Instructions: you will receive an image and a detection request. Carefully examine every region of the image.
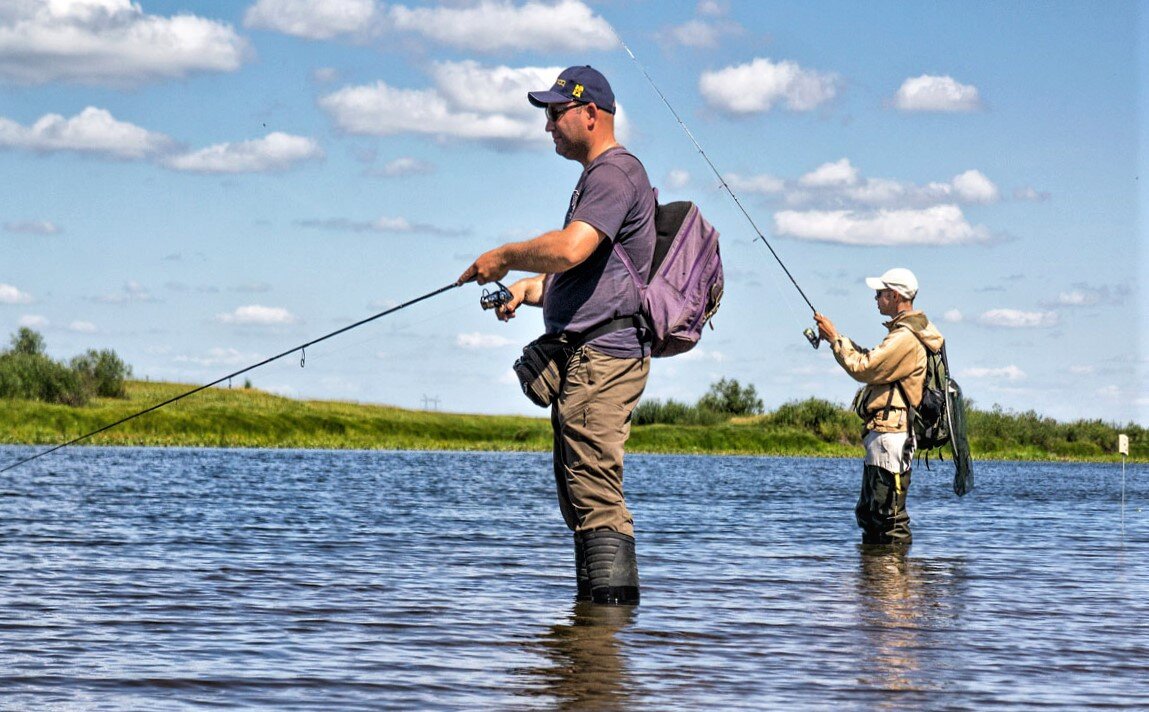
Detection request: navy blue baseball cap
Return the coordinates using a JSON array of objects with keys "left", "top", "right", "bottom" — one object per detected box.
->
[{"left": 528, "top": 65, "right": 616, "bottom": 114}]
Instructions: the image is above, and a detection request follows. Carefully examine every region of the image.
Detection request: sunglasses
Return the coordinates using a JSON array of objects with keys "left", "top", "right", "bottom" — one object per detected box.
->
[{"left": 546, "top": 101, "right": 586, "bottom": 123}]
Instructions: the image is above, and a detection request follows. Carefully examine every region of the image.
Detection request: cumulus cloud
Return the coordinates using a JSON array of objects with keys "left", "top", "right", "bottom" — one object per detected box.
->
[
  {"left": 699, "top": 57, "right": 839, "bottom": 114},
  {"left": 456, "top": 332, "right": 514, "bottom": 349},
  {"left": 0, "top": 106, "right": 172, "bottom": 159},
  {"left": 1013, "top": 186, "right": 1050, "bottom": 202},
  {"left": 1048, "top": 284, "right": 1129, "bottom": 308},
  {"left": 389, "top": 0, "right": 614, "bottom": 53},
  {"left": 0, "top": 283, "right": 33, "bottom": 304},
  {"left": 952, "top": 169, "right": 1000, "bottom": 203},
  {"left": 4, "top": 219, "right": 60, "bottom": 235},
  {"left": 799, "top": 158, "right": 858, "bottom": 187},
  {"left": 893, "top": 74, "right": 982, "bottom": 112},
  {"left": 93, "top": 280, "right": 155, "bottom": 304},
  {"left": 319, "top": 60, "right": 565, "bottom": 147},
  {"left": 976, "top": 309, "right": 1059, "bottom": 328},
  {"left": 18, "top": 314, "right": 48, "bottom": 328},
  {"left": 773, "top": 205, "right": 994, "bottom": 246},
  {"left": 0, "top": 0, "right": 248, "bottom": 86},
  {"left": 163, "top": 132, "right": 323, "bottom": 174},
  {"left": 175, "top": 347, "right": 263, "bottom": 366},
  {"left": 216, "top": 305, "right": 299, "bottom": 326},
  {"left": 725, "top": 172, "right": 785, "bottom": 195},
  {"left": 296, "top": 216, "right": 466, "bottom": 236},
  {"left": 244, "top": 0, "right": 384, "bottom": 40},
  {"left": 780, "top": 160, "right": 1001, "bottom": 209},
  {"left": 380, "top": 156, "right": 435, "bottom": 177},
  {"left": 657, "top": 15, "right": 743, "bottom": 49},
  {"left": 942, "top": 309, "right": 963, "bottom": 323},
  {"left": 666, "top": 169, "right": 691, "bottom": 190},
  {"left": 960, "top": 365, "right": 1027, "bottom": 381},
  {"left": 69, "top": 320, "right": 97, "bottom": 333}
]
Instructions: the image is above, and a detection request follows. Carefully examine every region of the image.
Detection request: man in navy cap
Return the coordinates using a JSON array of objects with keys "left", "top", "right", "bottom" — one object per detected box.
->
[{"left": 458, "top": 66, "right": 655, "bottom": 605}]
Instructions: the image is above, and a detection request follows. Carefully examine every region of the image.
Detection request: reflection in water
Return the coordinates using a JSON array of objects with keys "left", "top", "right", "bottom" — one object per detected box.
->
[
  {"left": 525, "top": 602, "right": 636, "bottom": 711},
  {"left": 855, "top": 546, "right": 940, "bottom": 699}
]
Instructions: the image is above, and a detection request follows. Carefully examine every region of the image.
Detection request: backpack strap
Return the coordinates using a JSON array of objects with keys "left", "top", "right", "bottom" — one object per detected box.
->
[{"left": 562, "top": 314, "right": 649, "bottom": 347}]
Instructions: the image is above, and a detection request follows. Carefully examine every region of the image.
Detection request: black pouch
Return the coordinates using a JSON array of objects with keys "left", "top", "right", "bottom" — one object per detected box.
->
[{"left": 513, "top": 335, "right": 571, "bottom": 408}]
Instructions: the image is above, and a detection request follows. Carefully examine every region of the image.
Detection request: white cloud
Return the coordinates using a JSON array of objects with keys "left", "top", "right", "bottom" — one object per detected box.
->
[
  {"left": 94, "top": 280, "right": 154, "bottom": 304},
  {"left": 1050, "top": 284, "right": 1128, "bottom": 308},
  {"left": 951, "top": 169, "right": 999, "bottom": 203},
  {"left": 960, "top": 365, "right": 1027, "bottom": 381},
  {"left": 18, "top": 314, "right": 48, "bottom": 328},
  {"left": 942, "top": 309, "right": 963, "bottom": 323},
  {"left": 1068, "top": 365, "right": 1095, "bottom": 375},
  {"left": 666, "top": 169, "right": 691, "bottom": 190},
  {"left": 0, "top": 106, "right": 172, "bottom": 159},
  {"left": 296, "top": 216, "right": 466, "bottom": 236},
  {"left": 0, "top": 283, "right": 33, "bottom": 304},
  {"left": 799, "top": 158, "right": 858, "bottom": 187},
  {"left": 381, "top": 156, "right": 435, "bottom": 176},
  {"left": 699, "top": 57, "right": 839, "bottom": 114},
  {"left": 216, "top": 305, "right": 299, "bottom": 326},
  {"left": 893, "top": 74, "right": 982, "bottom": 112},
  {"left": 69, "top": 320, "right": 97, "bottom": 333},
  {"left": 164, "top": 132, "right": 323, "bottom": 174},
  {"left": 726, "top": 172, "right": 785, "bottom": 195},
  {"left": 773, "top": 205, "right": 994, "bottom": 246},
  {"left": 456, "top": 332, "right": 514, "bottom": 349},
  {"left": 678, "top": 348, "right": 725, "bottom": 362},
  {"left": 976, "top": 309, "right": 1059, "bottom": 328},
  {"left": 4, "top": 219, "right": 60, "bottom": 234},
  {"left": 176, "top": 347, "right": 262, "bottom": 366},
  {"left": 658, "top": 17, "right": 743, "bottom": 49},
  {"left": 1013, "top": 186, "right": 1050, "bottom": 202},
  {"left": 244, "top": 0, "right": 383, "bottom": 40},
  {"left": 389, "top": 0, "right": 614, "bottom": 53},
  {"left": 0, "top": 0, "right": 247, "bottom": 86},
  {"left": 319, "top": 61, "right": 561, "bottom": 147}
]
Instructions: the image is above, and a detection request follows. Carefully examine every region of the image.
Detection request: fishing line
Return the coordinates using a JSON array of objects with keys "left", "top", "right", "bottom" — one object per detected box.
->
[
  {"left": 1, "top": 282, "right": 462, "bottom": 474},
  {"left": 608, "top": 27, "right": 823, "bottom": 348}
]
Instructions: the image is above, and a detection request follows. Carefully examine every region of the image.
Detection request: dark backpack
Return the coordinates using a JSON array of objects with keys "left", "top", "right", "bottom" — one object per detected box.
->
[
  {"left": 613, "top": 200, "right": 723, "bottom": 357},
  {"left": 897, "top": 338, "right": 974, "bottom": 496}
]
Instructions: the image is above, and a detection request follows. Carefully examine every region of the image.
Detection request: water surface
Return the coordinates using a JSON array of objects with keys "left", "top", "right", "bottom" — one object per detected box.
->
[{"left": 1, "top": 447, "right": 1145, "bottom": 710}]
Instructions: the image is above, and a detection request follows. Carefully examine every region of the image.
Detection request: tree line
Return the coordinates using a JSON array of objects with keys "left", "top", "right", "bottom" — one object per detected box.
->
[{"left": 0, "top": 328, "right": 131, "bottom": 406}]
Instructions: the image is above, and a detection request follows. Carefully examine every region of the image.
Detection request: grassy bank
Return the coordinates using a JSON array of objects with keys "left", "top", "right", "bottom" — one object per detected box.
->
[{"left": 0, "top": 380, "right": 1144, "bottom": 461}]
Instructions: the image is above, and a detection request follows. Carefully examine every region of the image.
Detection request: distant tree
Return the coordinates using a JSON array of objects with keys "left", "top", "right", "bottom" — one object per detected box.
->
[
  {"left": 697, "top": 378, "right": 764, "bottom": 416},
  {"left": 10, "top": 327, "right": 46, "bottom": 356},
  {"left": 0, "top": 329, "right": 132, "bottom": 405},
  {"left": 71, "top": 349, "right": 131, "bottom": 398}
]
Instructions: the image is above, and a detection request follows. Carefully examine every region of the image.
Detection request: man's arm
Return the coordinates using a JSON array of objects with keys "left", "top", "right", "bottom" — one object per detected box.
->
[
  {"left": 457, "top": 220, "right": 605, "bottom": 285},
  {"left": 494, "top": 274, "right": 546, "bottom": 322},
  {"left": 831, "top": 328, "right": 919, "bottom": 385}
]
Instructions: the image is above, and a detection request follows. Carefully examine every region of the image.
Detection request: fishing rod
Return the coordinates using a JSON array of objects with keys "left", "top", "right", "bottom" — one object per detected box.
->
[
  {"left": 1, "top": 282, "right": 463, "bottom": 474},
  {"left": 609, "top": 27, "right": 823, "bottom": 350}
]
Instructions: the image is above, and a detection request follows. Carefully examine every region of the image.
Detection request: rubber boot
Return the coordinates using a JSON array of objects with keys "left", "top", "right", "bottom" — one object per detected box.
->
[
  {"left": 581, "top": 530, "right": 640, "bottom": 606},
  {"left": 573, "top": 531, "right": 591, "bottom": 601}
]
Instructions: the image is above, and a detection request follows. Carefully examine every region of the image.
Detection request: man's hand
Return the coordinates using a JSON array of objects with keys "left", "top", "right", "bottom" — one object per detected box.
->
[
  {"left": 494, "top": 275, "right": 546, "bottom": 322},
  {"left": 457, "top": 246, "right": 508, "bottom": 286},
  {"left": 814, "top": 312, "right": 839, "bottom": 343}
]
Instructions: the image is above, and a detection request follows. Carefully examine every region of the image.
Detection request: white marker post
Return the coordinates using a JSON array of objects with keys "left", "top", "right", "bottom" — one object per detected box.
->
[{"left": 1118, "top": 434, "right": 1129, "bottom": 536}]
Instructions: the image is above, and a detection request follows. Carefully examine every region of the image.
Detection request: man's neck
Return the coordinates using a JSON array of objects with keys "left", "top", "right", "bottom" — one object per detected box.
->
[{"left": 582, "top": 136, "right": 620, "bottom": 166}]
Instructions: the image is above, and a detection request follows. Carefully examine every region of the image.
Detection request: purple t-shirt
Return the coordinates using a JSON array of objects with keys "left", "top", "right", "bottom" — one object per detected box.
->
[{"left": 543, "top": 147, "right": 656, "bottom": 359}]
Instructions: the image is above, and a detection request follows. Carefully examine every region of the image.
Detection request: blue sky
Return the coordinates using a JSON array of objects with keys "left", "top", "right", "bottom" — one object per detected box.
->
[{"left": 2, "top": 0, "right": 1145, "bottom": 425}]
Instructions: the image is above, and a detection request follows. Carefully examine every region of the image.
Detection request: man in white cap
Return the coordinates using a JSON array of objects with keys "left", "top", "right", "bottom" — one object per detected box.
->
[{"left": 814, "top": 268, "right": 944, "bottom": 546}]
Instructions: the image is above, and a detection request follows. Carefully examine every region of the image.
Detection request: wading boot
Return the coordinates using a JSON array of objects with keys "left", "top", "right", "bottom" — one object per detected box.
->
[
  {"left": 581, "top": 530, "right": 640, "bottom": 606},
  {"left": 573, "top": 531, "right": 591, "bottom": 601}
]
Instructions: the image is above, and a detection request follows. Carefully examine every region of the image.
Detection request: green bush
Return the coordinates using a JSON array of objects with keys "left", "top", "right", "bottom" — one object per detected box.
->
[
  {"left": 632, "top": 398, "right": 725, "bottom": 426},
  {"left": 0, "top": 329, "right": 132, "bottom": 406},
  {"left": 697, "top": 377, "right": 764, "bottom": 416}
]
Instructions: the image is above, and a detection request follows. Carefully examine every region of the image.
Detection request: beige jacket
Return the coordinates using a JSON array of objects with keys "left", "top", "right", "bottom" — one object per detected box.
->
[{"left": 831, "top": 311, "right": 944, "bottom": 433}]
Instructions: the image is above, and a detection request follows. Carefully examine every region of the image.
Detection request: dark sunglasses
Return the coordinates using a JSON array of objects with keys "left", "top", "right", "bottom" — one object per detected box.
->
[{"left": 546, "top": 101, "right": 586, "bottom": 123}]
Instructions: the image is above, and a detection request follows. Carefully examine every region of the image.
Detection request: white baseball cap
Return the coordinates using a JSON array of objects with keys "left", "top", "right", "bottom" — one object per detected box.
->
[{"left": 865, "top": 267, "right": 918, "bottom": 300}]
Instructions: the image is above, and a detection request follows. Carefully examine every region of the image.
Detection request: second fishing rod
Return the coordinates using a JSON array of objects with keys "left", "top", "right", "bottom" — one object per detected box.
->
[{"left": 609, "top": 27, "right": 824, "bottom": 350}]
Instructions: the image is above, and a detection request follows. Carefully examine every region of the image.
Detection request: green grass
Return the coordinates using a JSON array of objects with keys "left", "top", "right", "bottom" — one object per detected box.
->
[{"left": 0, "top": 381, "right": 1144, "bottom": 462}]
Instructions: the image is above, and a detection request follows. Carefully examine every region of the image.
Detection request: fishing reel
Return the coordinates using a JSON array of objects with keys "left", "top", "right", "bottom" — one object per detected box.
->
[
  {"left": 803, "top": 327, "right": 821, "bottom": 349},
  {"left": 480, "top": 281, "right": 513, "bottom": 311}
]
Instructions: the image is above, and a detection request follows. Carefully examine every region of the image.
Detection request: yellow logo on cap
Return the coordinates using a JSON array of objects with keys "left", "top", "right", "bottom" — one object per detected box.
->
[
  {"left": 555, "top": 79, "right": 566, "bottom": 87},
  {"left": 572, "top": 83, "right": 584, "bottom": 98}
]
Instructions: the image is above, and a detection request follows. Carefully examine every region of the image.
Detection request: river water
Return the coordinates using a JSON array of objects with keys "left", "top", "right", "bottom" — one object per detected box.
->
[{"left": 0, "top": 446, "right": 1145, "bottom": 710}]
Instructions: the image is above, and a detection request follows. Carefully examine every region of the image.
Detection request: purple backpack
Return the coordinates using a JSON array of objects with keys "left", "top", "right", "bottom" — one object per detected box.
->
[{"left": 614, "top": 200, "right": 724, "bottom": 357}]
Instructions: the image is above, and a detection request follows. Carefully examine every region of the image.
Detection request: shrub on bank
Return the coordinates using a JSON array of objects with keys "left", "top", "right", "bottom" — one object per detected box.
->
[{"left": 0, "top": 328, "right": 131, "bottom": 406}]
